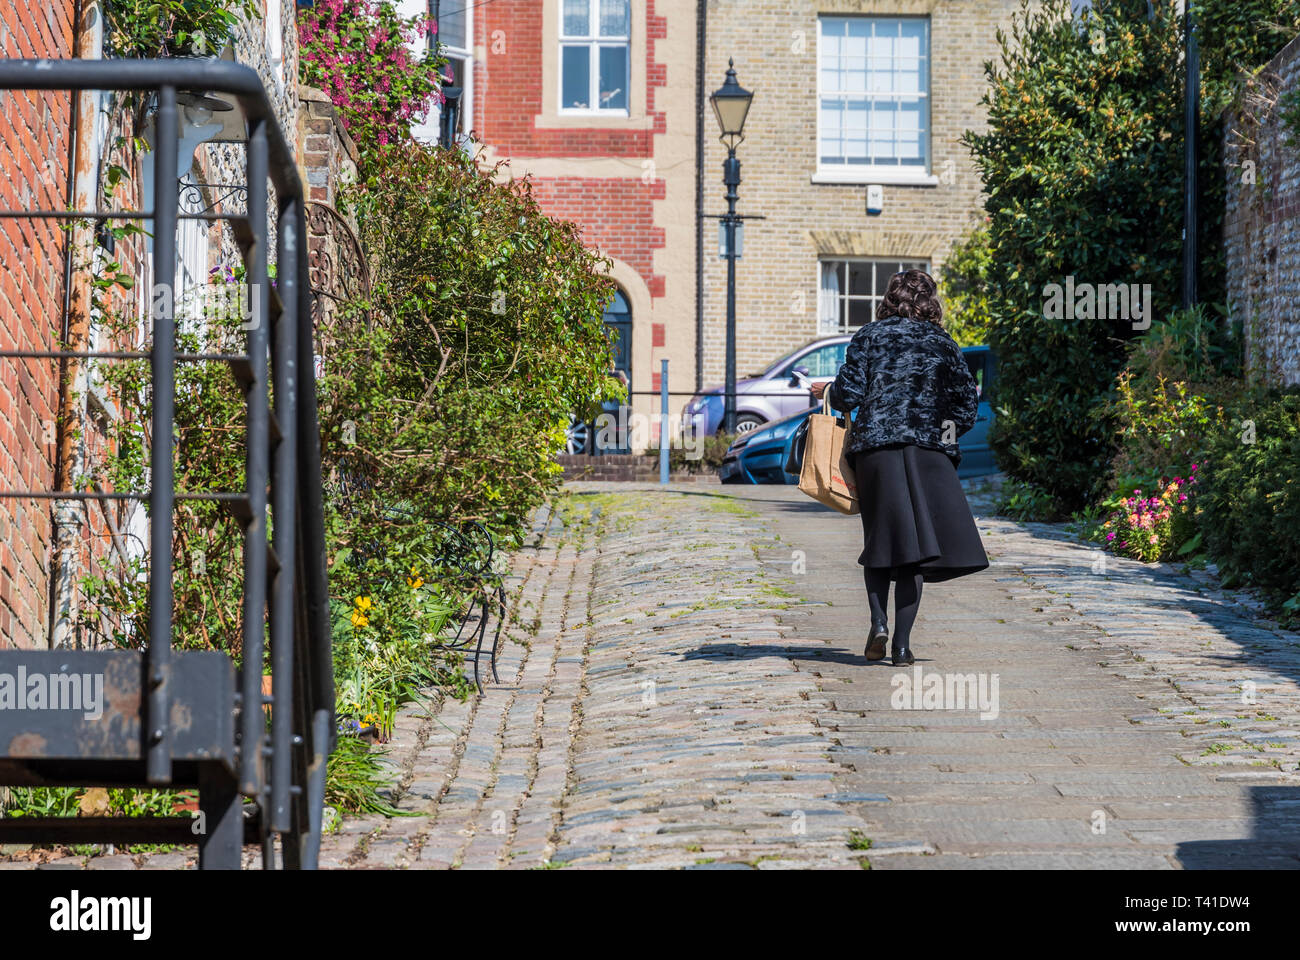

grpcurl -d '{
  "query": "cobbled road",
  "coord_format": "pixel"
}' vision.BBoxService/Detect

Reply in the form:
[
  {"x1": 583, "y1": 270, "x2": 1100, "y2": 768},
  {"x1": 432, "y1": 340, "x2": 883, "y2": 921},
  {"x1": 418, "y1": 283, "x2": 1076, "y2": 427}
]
[
  {"x1": 312, "y1": 479, "x2": 1300, "y2": 870},
  {"x1": 12, "y1": 478, "x2": 1300, "y2": 870}
]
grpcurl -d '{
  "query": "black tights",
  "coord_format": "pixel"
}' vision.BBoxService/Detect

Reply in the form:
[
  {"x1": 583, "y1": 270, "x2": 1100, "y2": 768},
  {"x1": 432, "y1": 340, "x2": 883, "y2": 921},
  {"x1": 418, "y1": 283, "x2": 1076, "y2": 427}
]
[{"x1": 865, "y1": 565, "x2": 923, "y2": 646}]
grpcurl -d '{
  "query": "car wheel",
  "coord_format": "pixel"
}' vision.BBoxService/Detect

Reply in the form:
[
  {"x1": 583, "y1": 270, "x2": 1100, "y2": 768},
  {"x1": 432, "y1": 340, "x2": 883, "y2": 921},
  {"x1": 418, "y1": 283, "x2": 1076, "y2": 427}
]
[
  {"x1": 564, "y1": 414, "x2": 590, "y2": 455},
  {"x1": 733, "y1": 414, "x2": 766, "y2": 435}
]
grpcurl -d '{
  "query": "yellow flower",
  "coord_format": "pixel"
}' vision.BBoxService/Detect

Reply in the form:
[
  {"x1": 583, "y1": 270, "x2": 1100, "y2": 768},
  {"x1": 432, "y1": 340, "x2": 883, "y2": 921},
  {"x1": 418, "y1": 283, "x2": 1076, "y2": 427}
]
[
  {"x1": 354, "y1": 596, "x2": 372, "y2": 612},
  {"x1": 350, "y1": 609, "x2": 369, "y2": 629},
  {"x1": 406, "y1": 565, "x2": 424, "y2": 590}
]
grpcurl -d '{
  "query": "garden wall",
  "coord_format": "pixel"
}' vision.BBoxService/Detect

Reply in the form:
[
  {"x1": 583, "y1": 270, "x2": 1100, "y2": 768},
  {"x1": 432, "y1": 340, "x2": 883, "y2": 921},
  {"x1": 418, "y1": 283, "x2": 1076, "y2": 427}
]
[
  {"x1": 1224, "y1": 31, "x2": 1300, "y2": 387},
  {"x1": 557, "y1": 454, "x2": 720, "y2": 483}
]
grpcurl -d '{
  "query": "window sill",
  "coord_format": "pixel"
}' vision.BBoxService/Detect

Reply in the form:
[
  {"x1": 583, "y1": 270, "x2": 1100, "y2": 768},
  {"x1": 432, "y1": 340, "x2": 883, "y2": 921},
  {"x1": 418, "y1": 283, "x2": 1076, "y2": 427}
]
[
  {"x1": 535, "y1": 112, "x2": 653, "y2": 130},
  {"x1": 811, "y1": 169, "x2": 940, "y2": 187}
]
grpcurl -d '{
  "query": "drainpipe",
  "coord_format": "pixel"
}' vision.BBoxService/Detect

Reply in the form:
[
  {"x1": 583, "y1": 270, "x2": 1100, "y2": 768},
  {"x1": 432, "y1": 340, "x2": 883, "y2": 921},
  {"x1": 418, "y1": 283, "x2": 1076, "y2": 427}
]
[
  {"x1": 694, "y1": 0, "x2": 706, "y2": 393},
  {"x1": 51, "y1": 0, "x2": 104, "y2": 649}
]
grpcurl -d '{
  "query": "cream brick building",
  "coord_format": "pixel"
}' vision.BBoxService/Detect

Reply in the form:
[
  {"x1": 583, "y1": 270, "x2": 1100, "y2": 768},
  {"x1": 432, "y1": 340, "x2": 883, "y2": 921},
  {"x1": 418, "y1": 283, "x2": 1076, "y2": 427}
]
[
  {"x1": 699, "y1": 0, "x2": 1025, "y2": 386},
  {"x1": 464, "y1": 0, "x2": 1028, "y2": 448}
]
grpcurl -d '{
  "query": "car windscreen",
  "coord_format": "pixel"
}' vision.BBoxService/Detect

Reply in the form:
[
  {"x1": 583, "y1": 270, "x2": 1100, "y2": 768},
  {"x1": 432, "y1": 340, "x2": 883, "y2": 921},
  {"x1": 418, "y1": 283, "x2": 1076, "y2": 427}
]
[
  {"x1": 757, "y1": 345, "x2": 805, "y2": 379},
  {"x1": 764, "y1": 340, "x2": 848, "y2": 379},
  {"x1": 965, "y1": 349, "x2": 996, "y2": 403}
]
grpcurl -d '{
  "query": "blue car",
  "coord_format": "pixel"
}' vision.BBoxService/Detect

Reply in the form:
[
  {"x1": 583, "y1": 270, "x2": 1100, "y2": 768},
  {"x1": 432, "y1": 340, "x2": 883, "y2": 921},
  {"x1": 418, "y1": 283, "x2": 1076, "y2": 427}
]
[{"x1": 719, "y1": 345, "x2": 998, "y2": 483}]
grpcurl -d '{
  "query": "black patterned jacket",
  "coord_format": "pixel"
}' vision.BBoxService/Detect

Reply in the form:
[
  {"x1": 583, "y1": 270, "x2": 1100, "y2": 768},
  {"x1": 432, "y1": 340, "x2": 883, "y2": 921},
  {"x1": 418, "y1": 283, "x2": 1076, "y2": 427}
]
[{"x1": 827, "y1": 315, "x2": 979, "y2": 461}]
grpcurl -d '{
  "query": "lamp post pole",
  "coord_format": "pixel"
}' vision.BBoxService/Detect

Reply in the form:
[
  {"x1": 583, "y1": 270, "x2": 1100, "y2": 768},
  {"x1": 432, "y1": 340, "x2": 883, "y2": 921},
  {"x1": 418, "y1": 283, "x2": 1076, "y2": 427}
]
[
  {"x1": 710, "y1": 58, "x2": 752, "y2": 436},
  {"x1": 723, "y1": 150, "x2": 740, "y2": 435},
  {"x1": 1182, "y1": 0, "x2": 1199, "y2": 310}
]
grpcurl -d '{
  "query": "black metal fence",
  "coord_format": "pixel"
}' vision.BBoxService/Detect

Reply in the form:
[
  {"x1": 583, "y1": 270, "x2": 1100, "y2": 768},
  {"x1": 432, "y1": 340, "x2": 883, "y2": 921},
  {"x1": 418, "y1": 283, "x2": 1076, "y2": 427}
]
[{"x1": 0, "y1": 59, "x2": 333, "y2": 869}]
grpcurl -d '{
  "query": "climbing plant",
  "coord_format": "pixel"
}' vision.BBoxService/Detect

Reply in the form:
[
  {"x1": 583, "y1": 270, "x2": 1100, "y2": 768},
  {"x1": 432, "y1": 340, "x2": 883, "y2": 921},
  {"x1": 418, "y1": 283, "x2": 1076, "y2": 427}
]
[{"x1": 105, "y1": 0, "x2": 258, "y2": 58}]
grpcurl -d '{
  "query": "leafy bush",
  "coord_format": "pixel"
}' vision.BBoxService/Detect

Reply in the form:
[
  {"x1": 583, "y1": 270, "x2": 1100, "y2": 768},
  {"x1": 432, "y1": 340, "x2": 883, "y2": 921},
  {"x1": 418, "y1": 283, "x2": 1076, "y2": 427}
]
[
  {"x1": 940, "y1": 221, "x2": 995, "y2": 348},
  {"x1": 1107, "y1": 366, "x2": 1230, "y2": 487},
  {"x1": 995, "y1": 476, "x2": 1065, "y2": 522},
  {"x1": 338, "y1": 142, "x2": 620, "y2": 538},
  {"x1": 1098, "y1": 469, "x2": 1199, "y2": 562},
  {"x1": 965, "y1": 0, "x2": 1183, "y2": 509},
  {"x1": 105, "y1": 0, "x2": 257, "y2": 58},
  {"x1": 964, "y1": 0, "x2": 1299, "y2": 510},
  {"x1": 1197, "y1": 391, "x2": 1300, "y2": 607},
  {"x1": 669, "y1": 432, "x2": 734, "y2": 474}
]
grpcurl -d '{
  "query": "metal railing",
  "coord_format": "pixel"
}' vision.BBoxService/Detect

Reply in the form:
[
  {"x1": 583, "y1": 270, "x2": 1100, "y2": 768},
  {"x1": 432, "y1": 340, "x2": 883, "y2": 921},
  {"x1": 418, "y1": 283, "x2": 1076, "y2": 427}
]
[{"x1": 0, "y1": 59, "x2": 333, "y2": 869}]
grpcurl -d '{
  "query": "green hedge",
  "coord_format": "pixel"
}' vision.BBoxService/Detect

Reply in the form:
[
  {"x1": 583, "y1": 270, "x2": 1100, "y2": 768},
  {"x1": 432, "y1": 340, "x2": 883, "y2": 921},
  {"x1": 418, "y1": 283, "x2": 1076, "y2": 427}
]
[
  {"x1": 965, "y1": 0, "x2": 1184, "y2": 509},
  {"x1": 1198, "y1": 391, "x2": 1300, "y2": 607},
  {"x1": 965, "y1": 0, "x2": 1300, "y2": 510}
]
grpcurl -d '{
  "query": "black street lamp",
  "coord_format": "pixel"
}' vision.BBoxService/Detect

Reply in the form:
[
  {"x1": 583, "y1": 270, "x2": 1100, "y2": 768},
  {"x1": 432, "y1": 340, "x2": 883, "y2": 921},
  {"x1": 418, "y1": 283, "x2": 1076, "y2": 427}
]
[
  {"x1": 710, "y1": 59, "x2": 753, "y2": 436},
  {"x1": 439, "y1": 84, "x2": 463, "y2": 150},
  {"x1": 1181, "y1": 0, "x2": 1199, "y2": 310}
]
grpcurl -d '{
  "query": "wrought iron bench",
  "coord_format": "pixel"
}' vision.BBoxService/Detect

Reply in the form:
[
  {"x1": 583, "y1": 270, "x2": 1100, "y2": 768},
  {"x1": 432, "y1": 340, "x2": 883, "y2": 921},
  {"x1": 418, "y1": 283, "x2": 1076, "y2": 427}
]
[
  {"x1": 423, "y1": 518, "x2": 508, "y2": 694},
  {"x1": 332, "y1": 489, "x2": 507, "y2": 695}
]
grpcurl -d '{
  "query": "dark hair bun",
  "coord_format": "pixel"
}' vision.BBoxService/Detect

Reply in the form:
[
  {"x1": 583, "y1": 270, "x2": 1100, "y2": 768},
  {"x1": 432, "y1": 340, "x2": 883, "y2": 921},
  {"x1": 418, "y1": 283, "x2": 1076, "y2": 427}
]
[{"x1": 876, "y1": 269, "x2": 943, "y2": 325}]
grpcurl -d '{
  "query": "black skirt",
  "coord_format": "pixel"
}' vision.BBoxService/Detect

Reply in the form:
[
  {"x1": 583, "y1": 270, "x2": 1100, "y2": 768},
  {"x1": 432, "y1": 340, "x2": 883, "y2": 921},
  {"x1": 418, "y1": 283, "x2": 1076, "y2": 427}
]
[{"x1": 853, "y1": 444, "x2": 989, "y2": 583}]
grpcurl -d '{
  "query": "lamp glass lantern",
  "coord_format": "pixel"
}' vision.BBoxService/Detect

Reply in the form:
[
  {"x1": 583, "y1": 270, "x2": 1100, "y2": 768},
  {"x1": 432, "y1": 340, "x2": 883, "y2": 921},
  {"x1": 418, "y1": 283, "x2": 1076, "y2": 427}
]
[{"x1": 710, "y1": 59, "x2": 753, "y2": 151}]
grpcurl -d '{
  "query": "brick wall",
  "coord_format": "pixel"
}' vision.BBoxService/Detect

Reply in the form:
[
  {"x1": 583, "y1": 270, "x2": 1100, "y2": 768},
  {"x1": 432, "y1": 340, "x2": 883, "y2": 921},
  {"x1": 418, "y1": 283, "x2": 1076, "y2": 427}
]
[
  {"x1": 529, "y1": 177, "x2": 667, "y2": 296},
  {"x1": 474, "y1": 0, "x2": 697, "y2": 451},
  {"x1": 298, "y1": 86, "x2": 358, "y2": 209},
  {"x1": 1223, "y1": 33, "x2": 1300, "y2": 387},
  {"x1": 0, "y1": 0, "x2": 76, "y2": 648},
  {"x1": 556, "y1": 453, "x2": 720, "y2": 482}
]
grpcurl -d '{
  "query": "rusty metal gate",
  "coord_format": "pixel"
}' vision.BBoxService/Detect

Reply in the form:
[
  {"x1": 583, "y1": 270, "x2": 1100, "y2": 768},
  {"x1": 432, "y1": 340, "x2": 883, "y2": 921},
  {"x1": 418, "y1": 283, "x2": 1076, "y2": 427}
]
[{"x1": 0, "y1": 59, "x2": 334, "y2": 869}]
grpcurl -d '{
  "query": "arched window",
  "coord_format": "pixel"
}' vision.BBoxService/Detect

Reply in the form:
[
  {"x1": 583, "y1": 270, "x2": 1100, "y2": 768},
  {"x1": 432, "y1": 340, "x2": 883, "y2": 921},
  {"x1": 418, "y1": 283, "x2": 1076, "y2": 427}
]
[
  {"x1": 603, "y1": 289, "x2": 632, "y2": 380},
  {"x1": 589, "y1": 288, "x2": 632, "y2": 455}
]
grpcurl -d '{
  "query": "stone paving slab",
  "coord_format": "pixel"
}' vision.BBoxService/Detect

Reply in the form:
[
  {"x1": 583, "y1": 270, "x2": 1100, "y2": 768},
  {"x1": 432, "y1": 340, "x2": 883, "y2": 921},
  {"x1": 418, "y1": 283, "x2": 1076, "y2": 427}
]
[{"x1": 750, "y1": 477, "x2": 1300, "y2": 869}]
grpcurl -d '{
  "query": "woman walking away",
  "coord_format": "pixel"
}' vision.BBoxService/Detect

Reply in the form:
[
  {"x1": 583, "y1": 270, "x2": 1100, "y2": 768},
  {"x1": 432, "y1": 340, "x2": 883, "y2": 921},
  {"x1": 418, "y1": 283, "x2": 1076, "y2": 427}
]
[{"x1": 810, "y1": 269, "x2": 988, "y2": 666}]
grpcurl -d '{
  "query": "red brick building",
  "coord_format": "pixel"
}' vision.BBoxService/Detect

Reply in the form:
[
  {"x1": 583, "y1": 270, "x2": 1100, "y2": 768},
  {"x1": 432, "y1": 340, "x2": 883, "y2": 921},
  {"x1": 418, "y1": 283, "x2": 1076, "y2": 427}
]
[
  {"x1": 0, "y1": 0, "x2": 76, "y2": 647},
  {"x1": 452, "y1": 0, "x2": 697, "y2": 444}
]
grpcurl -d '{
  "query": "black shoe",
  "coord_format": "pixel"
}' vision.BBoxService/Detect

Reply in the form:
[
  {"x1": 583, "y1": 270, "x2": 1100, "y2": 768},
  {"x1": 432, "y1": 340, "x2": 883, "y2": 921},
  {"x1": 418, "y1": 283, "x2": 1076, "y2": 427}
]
[
  {"x1": 865, "y1": 623, "x2": 889, "y2": 661},
  {"x1": 891, "y1": 640, "x2": 915, "y2": 666}
]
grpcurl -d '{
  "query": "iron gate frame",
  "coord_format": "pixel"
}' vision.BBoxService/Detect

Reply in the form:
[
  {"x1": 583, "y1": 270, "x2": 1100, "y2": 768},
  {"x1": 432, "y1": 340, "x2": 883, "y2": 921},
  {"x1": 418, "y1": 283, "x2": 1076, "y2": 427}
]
[{"x1": 0, "y1": 58, "x2": 334, "y2": 870}]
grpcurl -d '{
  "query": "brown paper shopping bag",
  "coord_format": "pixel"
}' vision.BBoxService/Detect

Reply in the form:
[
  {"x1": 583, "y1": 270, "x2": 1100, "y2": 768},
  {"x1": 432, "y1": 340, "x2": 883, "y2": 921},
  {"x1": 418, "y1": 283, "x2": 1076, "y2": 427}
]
[{"x1": 797, "y1": 398, "x2": 859, "y2": 515}]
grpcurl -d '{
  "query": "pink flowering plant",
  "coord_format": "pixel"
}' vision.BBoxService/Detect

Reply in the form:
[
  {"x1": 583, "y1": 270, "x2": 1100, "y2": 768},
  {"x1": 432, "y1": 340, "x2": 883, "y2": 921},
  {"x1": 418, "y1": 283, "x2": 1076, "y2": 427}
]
[
  {"x1": 1098, "y1": 466, "x2": 1200, "y2": 563},
  {"x1": 298, "y1": 0, "x2": 446, "y2": 155}
]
